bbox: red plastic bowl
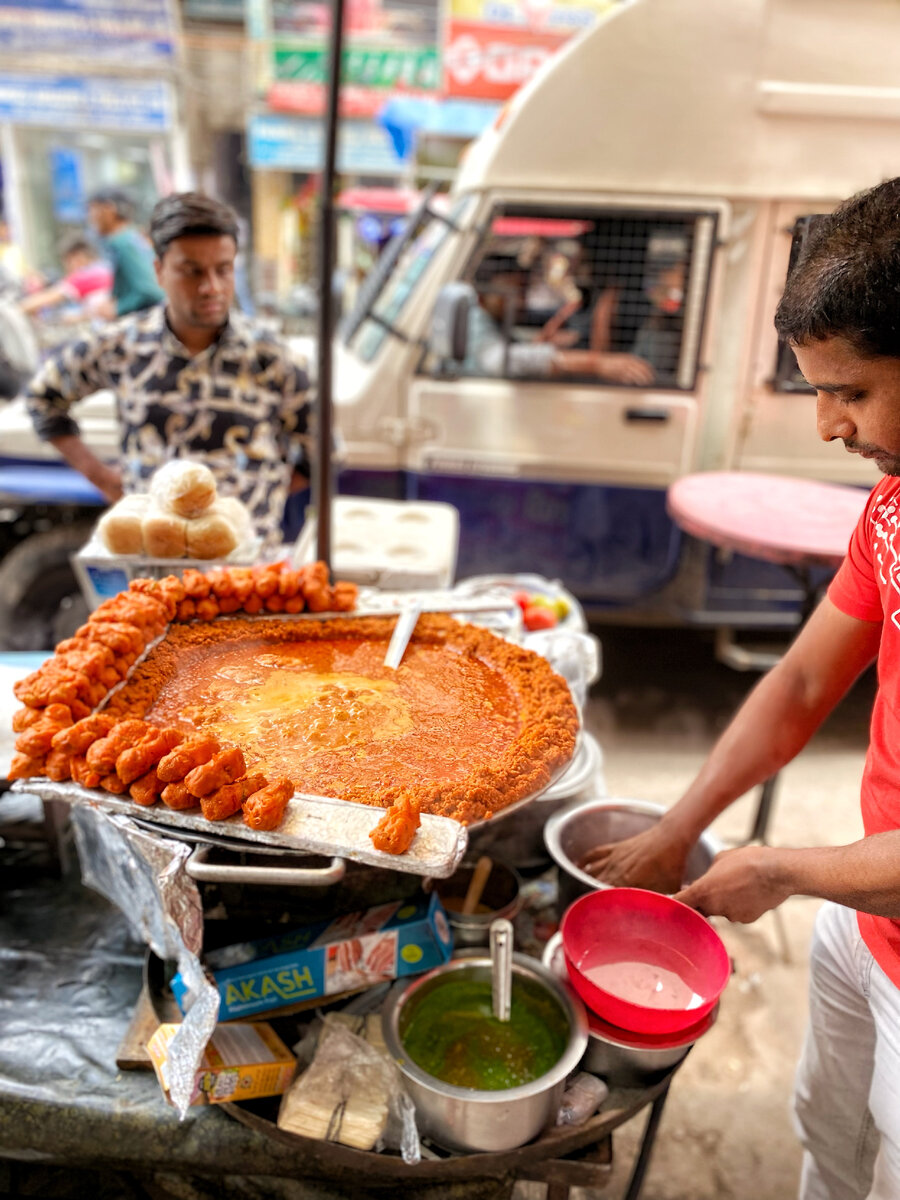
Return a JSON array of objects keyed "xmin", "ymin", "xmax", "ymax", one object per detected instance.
[{"xmin": 560, "ymin": 887, "xmax": 730, "ymax": 1035}]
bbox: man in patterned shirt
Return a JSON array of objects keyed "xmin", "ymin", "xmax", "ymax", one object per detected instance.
[{"xmin": 25, "ymin": 192, "xmax": 311, "ymax": 547}]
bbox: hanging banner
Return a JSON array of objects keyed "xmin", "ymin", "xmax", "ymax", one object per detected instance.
[
  {"xmin": 443, "ymin": 19, "xmax": 569, "ymax": 100},
  {"xmin": 247, "ymin": 113, "xmax": 406, "ymax": 175},
  {"xmin": 0, "ymin": 75, "xmax": 172, "ymax": 131},
  {"xmin": 447, "ymin": 0, "xmax": 616, "ymax": 32},
  {"xmin": 273, "ymin": 43, "xmax": 439, "ymax": 91},
  {"xmin": 0, "ymin": 1, "xmax": 175, "ymax": 64}
]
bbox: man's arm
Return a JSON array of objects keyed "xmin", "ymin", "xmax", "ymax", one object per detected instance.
[
  {"xmin": 25, "ymin": 332, "xmax": 122, "ymax": 502},
  {"xmin": 585, "ymin": 598, "xmax": 881, "ymax": 892}
]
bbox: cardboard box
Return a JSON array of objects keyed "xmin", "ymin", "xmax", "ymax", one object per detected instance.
[
  {"xmin": 173, "ymin": 892, "xmax": 454, "ymax": 1022},
  {"xmin": 147, "ymin": 1021, "xmax": 295, "ymax": 1107}
]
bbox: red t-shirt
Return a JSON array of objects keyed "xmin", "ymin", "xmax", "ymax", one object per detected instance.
[
  {"xmin": 828, "ymin": 474, "xmax": 900, "ymax": 984},
  {"xmin": 62, "ymin": 261, "xmax": 113, "ymax": 300}
]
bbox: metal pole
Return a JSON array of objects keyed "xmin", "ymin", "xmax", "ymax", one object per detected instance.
[{"xmin": 314, "ymin": 0, "xmax": 345, "ymax": 570}]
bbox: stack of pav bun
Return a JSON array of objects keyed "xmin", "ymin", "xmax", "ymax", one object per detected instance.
[
  {"xmin": 98, "ymin": 460, "xmax": 254, "ymax": 559},
  {"xmin": 8, "ymin": 562, "xmax": 358, "ymax": 834}
]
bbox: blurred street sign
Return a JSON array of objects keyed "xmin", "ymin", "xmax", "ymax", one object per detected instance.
[
  {"xmin": 0, "ymin": 75, "xmax": 173, "ymax": 131},
  {"xmin": 0, "ymin": 0, "xmax": 175, "ymax": 65}
]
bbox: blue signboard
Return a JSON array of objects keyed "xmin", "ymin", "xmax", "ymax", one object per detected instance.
[
  {"xmin": 0, "ymin": 76, "xmax": 172, "ymax": 132},
  {"xmin": 0, "ymin": 1, "xmax": 175, "ymax": 64},
  {"xmin": 247, "ymin": 113, "xmax": 406, "ymax": 174},
  {"xmin": 49, "ymin": 147, "xmax": 86, "ymax": 222}
]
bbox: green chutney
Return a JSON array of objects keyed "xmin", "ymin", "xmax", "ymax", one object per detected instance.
[{"xmin": 400, "ymin": 975, "xmax": 569, "ymax": 1090}]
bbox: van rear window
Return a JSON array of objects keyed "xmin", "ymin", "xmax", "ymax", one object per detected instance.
[{"xmin": 426, "ymin": 205, "xmax": 717, "ymax": 389}]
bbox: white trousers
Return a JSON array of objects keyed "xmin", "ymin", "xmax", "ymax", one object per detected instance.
[{"xmin": 793, "ymin": 901, "xmax": 900, "ymax": 1200}]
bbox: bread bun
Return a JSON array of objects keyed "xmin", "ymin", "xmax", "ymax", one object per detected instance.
[
  {"xmin": 212, "ymin": 495, "xmax": 253, "ymax": 541},
  {"xmin": 143, "ymin": 504, "xmax": 188, "ymax": 558},
  {"xmin": 97, "ymin": 494, "xmax": 149, "ymax": 555},
  {"xmin": 149, "ymin": 460, "xmax": 217, "ymax": 518},
  {"xmin": 186, "ymin": 512, "xmax": 238, "ymax": 560}
]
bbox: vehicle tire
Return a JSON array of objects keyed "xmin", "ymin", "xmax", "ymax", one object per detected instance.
[{"xmin": 0, "ymin": 522, "xmax": 95, "ymax": 651}]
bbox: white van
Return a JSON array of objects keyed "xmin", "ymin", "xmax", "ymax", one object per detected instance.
[{"xmin": 0, "ymin": 0, "xmax": 894, "ymax": 636}]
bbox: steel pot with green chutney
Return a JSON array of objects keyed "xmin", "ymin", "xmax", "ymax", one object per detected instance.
[{"xmin": 381, "ymin": 953, "xmax": 588, "ymax": 1153}]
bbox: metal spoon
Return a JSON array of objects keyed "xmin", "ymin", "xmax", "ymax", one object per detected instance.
[
  {"xmin": 383, "ymin": 600, "xmax": 422, "ymax": 669},
  {"xmin": 489, "ymin": 917, "xmax": 513, "ymax": 1022}
]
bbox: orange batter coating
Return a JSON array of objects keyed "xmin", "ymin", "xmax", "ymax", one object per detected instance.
[
  {"xmin": 369, "ymin": 794, "xmax": 420, "ymax": 855},
  {"xmin": 100, "ymin": 772, "xmax": 128, "ymax": 795},
  {"xmin": 176, "ymin": 599, "xmax": 196, "ymax": 622},
  {"xmin": 243, "ymin": 777, "xmax": 294, "ymax": 832},
  {"xmin": 14, "ymin": 666, "xmax": 90, "ymax": 709},
  {"xmin": 12, "ymin": 706, "xmax": 44, "ymax": 733},
  {"xmin": 45, "ymin": 749, "xmax": 73, "ymax": 782},
  {"xmin": 130, "ymin": 768, "xmax": 165, "ymax": 807},
  {"xmin": 75, "ymin": 620, "xmax": 145, "ymax": 657},
  {"xmin": 157, "ymin": 735, "xmax": 220, "ymax": 783},
  {"xmin": 8, "ymin": 751, "xmax": 45, "ymax": 780},
  {"xmin": 116, "ymin": 727, "xmax": 183, "ymax": 786},
  {"xmin": 202, "ymin": 773, "xmax": 268, "ymax": 822},
  {"xmin": 181, "ymin": 568, "xmax": 211, "ymax": 600},
  {"xmin": 85, "ymin": 719, "xmax": 151, "ymax": 773},
  {"xmin": 91, "ymin": 591, "xmax": 168, "ymax": 634},
  {"xmin": 14, "ymin": 703, "xmax": 74, "ymax": 757},
  {"xmin": 70, "ymin": 755, "xmax": 101, "ymax": 790},
  {"xmin": 184, "ymin": 746, "xmax": 246, "ymax": 797},
  {"xmin": 129, "ymin": 575, "xmax": 185, "ymax": 618},
  {"xmin": 160, "ymin": 781, "xmax": 199, "ymax": 810},
  {"xmin": 51, "ymin": 713, "xmax": 117, "ymax": 755}
]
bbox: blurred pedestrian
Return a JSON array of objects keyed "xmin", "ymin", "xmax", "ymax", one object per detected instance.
[
  {"xmin": 19, "ymin": 233, "xmax": 112, "ymax": 321},
  {"xmin": 25, "ymin": 192, "xmax": 310, "ymax": 547},
  {"xmin": 86, "ymin": 188, "xmax": 163, "ymax": 318}
]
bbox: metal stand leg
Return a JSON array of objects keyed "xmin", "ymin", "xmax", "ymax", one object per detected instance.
[
  {"xmin": 748, "ymin": 773, "xmax": 778, "ymax": 845},
  {"xmin": 622, "ymin": 1079, "xmax": 672, "ymax": 1200}
]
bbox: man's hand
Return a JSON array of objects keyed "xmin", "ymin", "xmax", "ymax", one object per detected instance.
[
  {"xmin": 673, "ymin": 845, "xmax": 792, "ymax": 923},
  {"xmin": 595, "ymin": 353, "xmax": 656, "ymax": 385},
  {"xmin": 90, "ymin": 462, "xmax": 123, "ymax": 504},
  {"xmin": 580, "ymin": 823, "xmax": 691, "ymax": 894}
]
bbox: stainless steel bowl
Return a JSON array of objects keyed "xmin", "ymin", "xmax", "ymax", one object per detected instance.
[
  {"xmin": 381, "ymin": 953, "xmax": 588, "ymax": 1152},
  {"xmin": 544, "ymin": 797, "xmax": 722, "ymax": 916},
  {"xmin": 541, "ymin": 932, "xmax": 714, "ymax": 1086},
  {"xmin": 432, "ymin": 860, "xmax": 522, "ymax": 947}
]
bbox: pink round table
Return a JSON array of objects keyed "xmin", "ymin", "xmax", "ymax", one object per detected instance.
[
  {"xmin": 666, "ymin": 471, "xmax": 870, "ymax": 845},
  {"xmin": 666, "ymin": 471, "xmax": 869, "ymax": 570}
]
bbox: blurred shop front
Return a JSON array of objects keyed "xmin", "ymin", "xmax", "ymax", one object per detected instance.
[{"xmin": 0, "ymin": 1, "xmax": 188, "ymax": 278}]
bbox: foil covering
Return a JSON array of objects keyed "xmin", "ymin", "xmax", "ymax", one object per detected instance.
[{"xmin": 70, "ymin": 805, "xmax": 219, "ymax": 1118}]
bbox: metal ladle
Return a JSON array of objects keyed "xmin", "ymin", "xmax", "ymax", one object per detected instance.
[{"xmin": 489, "ymin": 917, "xmax": 513, "ymax": 1022}]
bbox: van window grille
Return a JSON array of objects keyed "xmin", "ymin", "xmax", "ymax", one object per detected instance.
[{"xmin": 425, "ymin": 205, "xmax": 717, "ymax": 389}]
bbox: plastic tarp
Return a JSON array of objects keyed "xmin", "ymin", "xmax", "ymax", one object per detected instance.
[{"xmin": 377, "ymin": 96, "xmax": 500, "ymax": 159}]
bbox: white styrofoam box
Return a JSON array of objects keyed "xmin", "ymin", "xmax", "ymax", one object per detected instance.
[{"xmin": 292, "ymin": 498, "xmax": 460, "ymax": 590}]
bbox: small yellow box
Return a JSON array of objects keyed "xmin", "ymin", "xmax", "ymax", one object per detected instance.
[{"xmin": 147, "ymin": 1021, "xmax": 296, "ymax": 1107}]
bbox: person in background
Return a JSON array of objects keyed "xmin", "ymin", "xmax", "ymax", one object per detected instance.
[
  {"xmin": 86, "ymin": 188, "xmax": 164, "ymax": 318},
  {"xmin": 583, "ymin": 176, "xmax": 900, "ymax": 1199},
  {"xmin": 464, "ymin": 253, "xmax": 654, "ymax": 384},
  {"xmin": 19, "ymin": 233, "xmax": 112, "ymax": 321},
  {"xmin": 629, "ymin": 259, "xmax": 687, "ymax": 384},
  {"xmin": 24, "ymin": 191, "xmax": 311, "ymax": 547}
]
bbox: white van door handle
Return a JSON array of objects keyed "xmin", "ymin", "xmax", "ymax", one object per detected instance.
[{"xmin": 624, "ymin": 408, "xmax": 670, "ymax": 423}]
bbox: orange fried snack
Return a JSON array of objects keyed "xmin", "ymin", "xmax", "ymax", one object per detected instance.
[
  {"xmin": 157, "ymin": 736, "xmax": 220, "ymax": 783},
  {"xmin": 85, "ymin": 719, "xmax": 150, "ymax": 774},
  {"xmin": 70, "ymin": 755, "xmax": 101, "ymax": 790},
  {"xmin": 14, "ymin": 703, "xmax": 74, "ymax": 757},
  {"xmin": 184, "ymin": 746, "xmax": 246, "ymax": 797},
  {"xmin": 51, "ymin": 713, "xmax": 117, "ymax": 756},
  {"xmin": 7, "ymin": 751, "xmax": 45, "ymax": 780},
  {"xmin": 75, "ymin": 620, "xmax": 145, "ymax": 658},
  {"xmin": 181, "ymin": 568, "xmax": 211, "ymax": 600},
  {"xmin": 12, "ymin": 706, "xmax": 44, "ymax": 733},
  {"xmin": 130, "ymin": 768, "xmax": 165, "ymax": 807},
  {"xmin": 160, "ymin": 781, "xmax": 199, "ymax": 810},
  {"xmin": 201, "ymin": 773, "xmax": 268, "ymax": 822},
  {"xmin": 369, "ymin": 794, "xmax": 421, "ymax": 855},
  {"xmin": 45, "ymin": 749, "xmax": 73, "ymax": 782},
  {"xmin": 129, "ymin": 575, "xmax": 185, "ymax": 619},
  {"xmin": 115, "ymin": 727, "xmax": 183, "ymax": 786},
  {"xmin": 14, "ymin": 665, "xmax": 89, "ymax": 709},
  {"xmin": 331, "ymin": 581, "xmax": 358, "ymax": 612},
  {"xmin": 242, "ymin": 777, "xmax": 294, "ymax": 832},
  {"xmin": 99, "ymin": 772, "xmax": 128, "ymax": 795}
]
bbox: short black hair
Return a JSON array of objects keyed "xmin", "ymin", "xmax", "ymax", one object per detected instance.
[
  {"xmin": 474, "ymin": 252, "xmax": 527, "ymax": 285},
  {"xmin": 775, "ymin": 177, "xmax": 900, "ymax": 358},
  {"xmin": 87, "ymin": 188, "xmax": 134, "ymax": 220},
  {"xmin": 57, "ymin": 232, "xmax": 96, "ymax": 260},
  {"xmin": 149, "ymin": 192, "xmax": 240, "ymax": 259}
]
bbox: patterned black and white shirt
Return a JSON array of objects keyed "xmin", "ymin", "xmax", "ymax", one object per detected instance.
[{"xmin": 25, "ymin": 305, "xmax": 312, "ymax": 547}]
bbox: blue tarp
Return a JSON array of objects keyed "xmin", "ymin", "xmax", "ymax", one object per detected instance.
[{"xmin": 377, "ymin": 96, "xmax": 500, "ymax": 159}]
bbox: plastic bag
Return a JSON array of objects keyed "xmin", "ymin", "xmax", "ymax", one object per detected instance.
[
  {"xmin": 556, "ymin": 1072, "xmax": 609, "ymax": 1126},
  {"xmin": 278, "ymin": 1019, "xmax": 420, "ymax": 1163}
]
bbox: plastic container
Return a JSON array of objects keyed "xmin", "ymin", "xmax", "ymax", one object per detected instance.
[{"xmin": 560, "ymin": 887, "xmax": 730, "ymax": 1035}]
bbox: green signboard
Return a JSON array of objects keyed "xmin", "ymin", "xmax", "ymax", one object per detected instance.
[{"xmin": 273, "ymin": 43, "xmax": 440, "ymax": 91}]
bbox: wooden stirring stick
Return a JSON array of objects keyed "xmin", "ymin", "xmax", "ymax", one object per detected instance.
[{"xmin": 461, "ymin": 855, "xmax": 493, "ymax": 915}]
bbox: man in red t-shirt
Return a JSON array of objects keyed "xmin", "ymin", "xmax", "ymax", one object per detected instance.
[{"xmin": 588, "ymin": 177, "xmax": 900, "ymax": 1200}]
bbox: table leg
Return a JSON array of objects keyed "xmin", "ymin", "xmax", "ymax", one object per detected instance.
[
  {"xmin": 748, "ymin": 774, "xmax": 779, "ymax": 845},
  {"xmin": 622, "ymin": 1079, "xmax": 671, "ymax": 1200}
]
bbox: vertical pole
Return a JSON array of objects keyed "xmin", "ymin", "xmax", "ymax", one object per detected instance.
[{"xmin": 314, "ymin": 0, "xmax": 345, "ymax": 571}]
